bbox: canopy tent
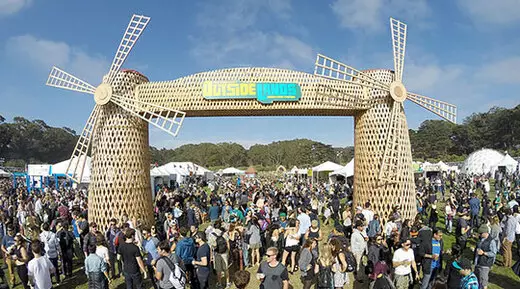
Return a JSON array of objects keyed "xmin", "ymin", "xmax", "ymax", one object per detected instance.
[
  {"xmin": 51, "ymin": 156, "xmax": 92, "ymax": 183},
  {"xmin": 330, "ymin": 158, "xmax": 354, "ymax": 178},
  {"xmin": 151, "ymin": 162, "xmax": 212, "ymax": 184},
  {"xmin": 220, "ymin": 167, "xmax": 245, "ymax": 175},
  {"xmin": 0, "ymin": 168, "xmax": 10, "ymax": 178},
  {"xmin": 245, "ymin": 166, "xmax": 257, "ymax": 176},
  {"xmin": 492, "ymin": 153, "xmax": 518, "ymax": 174},
  {"xmin": 312, "ymin": 161, "xmax": 343, "ymax": 172},
  {"xmin": 423, "ymin": 161, "xmax": 450, "ymax": 172},
  {"xmin": 288, "ymin": 166, "xmax": 299, "ymax": 174},
  {"xmin": 461, "ymin": 148, "xmax": 504, "ymax": 175}
]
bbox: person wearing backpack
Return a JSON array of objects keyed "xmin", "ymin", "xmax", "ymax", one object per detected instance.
[
  {"xmin": 212, "ymin": 227, "xmax": 230, "ymax": 288},
  {"xmin": 56, "ymin": 221, "xmax": 74, "ymax": 278},
  {"xmin": 175, "ymin": 227, "xmax": 196, "ymax": 287},
  {"xmin": 315, "ymin": 244, "xmax": 334, "ymax": 289},
  {"xmin": 155, "ymin": 240, "xmax": 186, "ymax": 289}
]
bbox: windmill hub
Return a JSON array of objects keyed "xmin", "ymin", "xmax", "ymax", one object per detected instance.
[
  {"xmin": 94, "ymin": 83, "xmax": 113, "ymax": 105},
  {"xmin": 389, "ymin": 81, "xmax": 407, "ymax": 103}
]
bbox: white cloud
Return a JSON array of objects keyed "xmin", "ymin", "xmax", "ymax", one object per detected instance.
[
  {"xmin": 476, "ymin": 56, "xmax": 520, "ymax": 84},
  {"xmin": 5, "ymin": 34, "xmax": 108, "ymax": 84},
  {"xmin": 330, "ymin": 0, "xmax": 429, "ymax": 31},
  {"xmin": 191, "ymin": 0, "xmax": 313, "ymax": 69},
  {"xmin": 0, "ymin": 0, "xmax": 31, "ymax": 16},
  {"xmin": 457, "ymin": 0, "xmax": 520, "ymax": 25}
]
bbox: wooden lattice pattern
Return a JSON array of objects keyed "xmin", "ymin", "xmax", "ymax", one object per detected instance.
[
  {"xmin": 135, "ymin": 67, "xmax": 373, "ymax": 117},
  {"xmin": 89, "ymin": 71, "xmax": 154, "ymax": 230},
  {"xmin": 354, "ymin": 70, "xmax": 416, "ymax": 223}
]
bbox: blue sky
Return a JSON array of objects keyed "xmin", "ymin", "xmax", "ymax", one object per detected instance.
[{"xmin": 1, "ymin": 0, "xmax": 519, "ymax": 149}]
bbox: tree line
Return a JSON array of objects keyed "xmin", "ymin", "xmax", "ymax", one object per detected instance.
[{"xmin": 0, "ymin": 104, "xmax": 518, "ymax": 169}]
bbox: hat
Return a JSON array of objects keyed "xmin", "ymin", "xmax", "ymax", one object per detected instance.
[
  {"xmin": 356, "ymin": 206, "xmax": 363, "ymax": 211},
  {"xmin": 458, "ymin": 258, "xmax": 472, "ymax": 270},
  {"xmin": 279, "ymin": 212, "xmax": 287, "ymax": 217},
  {"xmin": 477, "ymin": 225, "xmax": 489, "ymax": 234}
]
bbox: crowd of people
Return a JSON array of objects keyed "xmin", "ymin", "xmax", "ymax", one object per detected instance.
[{"xmin": 0, "ymin": 168, "xmax": 518, "ymax": 289}]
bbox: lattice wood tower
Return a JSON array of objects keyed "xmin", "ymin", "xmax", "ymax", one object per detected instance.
[{"xmin": 46, "ymin": 15, "xmax": 456, "ymax": 229}]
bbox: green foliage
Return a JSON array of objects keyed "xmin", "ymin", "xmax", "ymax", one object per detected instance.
[
  {"xmin": 2, "ymin": 104, "xmax": 519, "ymax": 168},
  {"xmin": 0, "ymin": 117, "xmax": 78, "ymax": 164},
  {"xmin": 410, "ymin": 104, "xmax": 520, "ymax": 161}
]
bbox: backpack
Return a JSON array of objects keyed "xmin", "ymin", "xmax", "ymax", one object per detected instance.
[
  {"xmin": 345, "ymin": 251, "xmax": 357, "ymax": 272},
  {"xmin": 317, "ymin": 265, "xmax": 334, "ymax": 288},
  {"xmin": 160, "ymin": 256, "xmax": 186, "ymax": 289},
  {"xmin": 215, "ymin": 235, "xmax": 227, "ymax": 254}
]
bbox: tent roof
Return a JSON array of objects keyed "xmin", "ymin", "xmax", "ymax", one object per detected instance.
[
  {"xmin": 155, "ymin": 162, "xmax": 211, "ymax": 176},
  {"xmin": 0, "ymin": 168, "xmax": 10, "ymax": 177},
  {"xmin": 462, "ymin": 148, "xmax": 504, "ymax": 175},
  {"xmin": 330, "ymin": 158, "xmax": 354, "ymax": 177},
  {"xmin": 496, "ymin": 153, "xmax": 518, "ymax": 167},
  {"xmin": 221, "ymin": 167, "xmax": 244, "ymax": 175},
  {"xmin": 52, "ymin": 156, "xmax": 91, "ymax": 183},
  {"xmin": 312, "ymin": 161, "xmax": 343, "ymax": 172}
]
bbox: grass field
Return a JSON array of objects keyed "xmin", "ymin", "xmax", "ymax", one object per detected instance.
[{"xmin": 4, "ymin": 189, "xmax": 520, "ymax": 288}]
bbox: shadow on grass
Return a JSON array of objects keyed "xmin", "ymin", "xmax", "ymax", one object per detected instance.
[{"xmin": 488, "ymin": 270, "xmax": 520, "ymax": 289}]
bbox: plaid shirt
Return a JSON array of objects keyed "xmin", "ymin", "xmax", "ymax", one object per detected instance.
[{"xmin": 460, "ymin": 272, "xmax": 479, "ymax": 289}]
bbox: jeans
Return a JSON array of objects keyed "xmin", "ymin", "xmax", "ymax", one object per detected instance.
[
  {"xmin": 124, "ymin": 271, "xmax": 143, "ymax": 289},
  {"xmin": 196, "ymin": 269, "xmax": 210, "ymax": 289},
  {"xmin": 420, "ymin": 267, "xmax": 438, "ymax": 289},
  {"xmin": 108, "ymin": 251, "xmax": 121, "ymax": 278},
  {"xmin": 471, "ymin": 214, "xmax": 480, "ymax": 229},
  {"xmin": 49, "ymin": 256, "xmax": 60, "ymax": 283},
  {"xmin": 242, "ymin": 242, "xmax": 249, "ymax": 267},
  {"xmin": 445, "ymin": 217, "xmax": 452, "ymax": 233},
  {"xmin": 16, "ymin": 265, "xmax": 29, "ymax": 289},
  {"xmin": 62, "ymin": 249, "xmax": 74, "ymax": 276}
]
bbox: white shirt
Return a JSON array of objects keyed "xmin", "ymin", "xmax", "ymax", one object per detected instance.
[
  {"xmin": 445, "ymin": 204, "xmax": 453, "ymax": 216},
  {"xmin": 28, "ymin": 256, "xmax": 54, "ymax": 289},
  {"xmin": 350, "ymin": 229, "xmax": 367, "ymax": 254},
  {"xmin": 515, "ymin": 214, "xmax": 520, "ymax": 235},
  {"xmin": 385, "ymin": 221, "xmax": 397, "ymax": 237},
  {"xmin": 362, "ymin": 209, "xmax": 374, "ymax": 224},
  {"xmin": 39, "ymin": 231, "xmax": 59, "ymax": 258},
  {"xmin": 96, "ymin": 246, "xmax": 109, "ymax": 264},
  {"xmin": 393, "ymin": 248, "xmax": 415, "ymax": 276},
  {"xmin": 297, "ymin": 213, "xmax": 311, "ymax": 235}
]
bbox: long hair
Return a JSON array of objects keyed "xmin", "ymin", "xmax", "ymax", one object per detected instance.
[{"xmin": 319, "ymin": 244, "xmax": 335, "ymax": 267}]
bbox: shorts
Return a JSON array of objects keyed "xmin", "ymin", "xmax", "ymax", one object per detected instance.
[
  {"xmin": 475, "ymin": 266, "xmax": 490, "ymax": 287},
  {"xmin": 250, "ymin": 242, "xmax": 262, "ymax": 250},
  {"xmin": 214, "ymin": 253, "xmax": 229, "ymax": 272},
  {"xmin": 285, "ymin": 245, "xmax": 299, "ymax": 253}
]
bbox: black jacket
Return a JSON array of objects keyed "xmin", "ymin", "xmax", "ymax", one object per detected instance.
[{"xmin": 418, "ymin": 235, "xmax": 444, "ymax": 274}]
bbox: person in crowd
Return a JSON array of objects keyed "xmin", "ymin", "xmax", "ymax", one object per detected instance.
[
  {"xmin": 392, "ymin": 238, "xmax": 419, "ymax": 289},
  {"xmin": 456, "ymin": 212, "xmax": 471, "ymax": 252},
  {"xmin": 1, "ymin": 226, "xmax": 17, "ymax": 286},
  {"xmin": 459, "ymin": 258, "xmax": 479, "ymax": 289},
  {"xmin": 192, "ymin": 232, "xmax": 210, "ymax": 289},
  {"xmin": 500, "ymin": 208, "xmax": 516, "ymax": 268},
  {"xmin": 419, "ymin": 228, "xmax": 444, "ymax": 289},
  {"xmin": 298, "ymin": 238, "xmax": 317, "ymax": 289},
  {"xmin": 28, "ymin": 239, "xmax": 55, "ymax": 289},
  {"xmin": 281, "ymin": 219, "xmax": 300, "ymax": 273},
  {"xmin": 13, "ymin": 234, "xmax": 30, "ymax": 289},
  {"xmin": 118, "ymin": 228, "xmax": 146, "ymax": 289},
  {"xmin": 330, "ymin": 238, "xmax": 348, "ymax": 289},
  {"xmin": 85, "ymin": 243, "xmax": 109, "ymax": 289},
  {"xmin": 257, "ymin": 247, "xmax": 289, "ymax": 289},
  {"xmin": 39, "ymin": 222, "xmax": 60, "ymax": 285},
  {"xmin": 474, "ymin": 225, "xmax": 498, "ymax": 289},
  {"xmin": 351, "ymin": 220, "xmax": 367, "ymax": 282},
  {"xmin": 105, "ymin": 218, "xmax": 122, "ymax": 279},
  {"xmin": 154, "ymin": 240, "xmax": 184, "ymax": 289},
  {"xmin": 142, "ymin": 227, "xmax": 160, "ymax": 289},
  {"xmin": 56, "ymin": 221, "xmax": 74, "ymax": 278},
  {"xmin": 232, "ymin": 270, "xmax": 250, "ymax": 289}
]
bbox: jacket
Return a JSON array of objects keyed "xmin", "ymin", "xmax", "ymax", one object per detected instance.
[
  {"xmin": 175, "ymin": 237, "xmax": 196, "ymax": 265},
  {"xmin": 298, "ymin": 248, "xmax": 313, "ymax": 277},
  {"xmin": 418, "ymin": 236, "xmax": 443, "ymax": 274}
]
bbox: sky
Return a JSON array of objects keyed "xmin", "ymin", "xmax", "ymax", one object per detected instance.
[{"xmin": 1, "ymin": 0, "xmax": 520, "ymax": 149}]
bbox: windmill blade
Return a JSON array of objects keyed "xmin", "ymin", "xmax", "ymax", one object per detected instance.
[
  {"xmin": 46, "ymin": 66, "xmax": 96, "ymax": 94},
  {"xmin": 110, "ymin": 93, "xmax": 185, "ymax": 137},
  {"xmin": 378, "ymin": 101, "xmax": 404, "ymax": 184},
  {"xmin": 390, "ymin": 18, "xmax": 407, "ymax": 82},
  {"xmin": 407, "ymin": 92, "xmax": 457, "ymax": 123},
  {"xmin": 106, "ymin": 14, "xmax": 151, "ymax": 84},
  {"xmin": 66, "ymin": 105, "xmax": 100, "ymax": 183},
  {"xmin": 314, "ymin": 54, "xmax": 390, "ymax": 91}
]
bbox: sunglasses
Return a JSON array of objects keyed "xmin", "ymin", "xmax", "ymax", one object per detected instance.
[
  {"xmin": 404, "ymin": 243, "xmax": 411, "ymax": 246},
  {"xmin": 266, "ymin": 253, "xmax": 276, "ymax": 257}
]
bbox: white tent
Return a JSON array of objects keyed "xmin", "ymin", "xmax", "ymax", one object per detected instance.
[
  {"xmin": 312, "ymin": 161, "xmax": 343, "ymax": 172},
  {"xmin": 0, "ymin": 168, "xmax": 10, "ymax": 178},
  {"xmin": 461, "ymin": 149, "xmax": 504, "ymax": 175},
  {"xmin": 493, "ymin": 153, "xmax": 518, "ymax": 174},
  {"xmin": 221, "ymin": 167, "xmax": 245, "ymax": 175},
  {"xmin": 51, "ymin": 156, "xmax": 91, "ymax": 183},
  {"xmin": 330, "ymin": 158, "xmax": 354, "ymax": 178}
]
